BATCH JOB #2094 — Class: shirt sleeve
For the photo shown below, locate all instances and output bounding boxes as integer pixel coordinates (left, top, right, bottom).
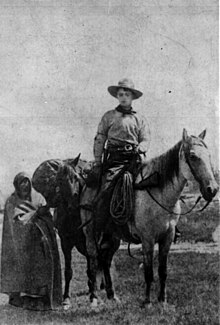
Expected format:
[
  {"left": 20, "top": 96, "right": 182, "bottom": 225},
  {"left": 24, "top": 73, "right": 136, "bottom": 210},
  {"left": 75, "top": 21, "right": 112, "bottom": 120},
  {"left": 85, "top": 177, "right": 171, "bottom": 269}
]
[
  {"left": 138, "top": 116, "right": 151, "bottom": 154},
  {"left": 93, "top": 113, "right": 109, "bottom": 163}
]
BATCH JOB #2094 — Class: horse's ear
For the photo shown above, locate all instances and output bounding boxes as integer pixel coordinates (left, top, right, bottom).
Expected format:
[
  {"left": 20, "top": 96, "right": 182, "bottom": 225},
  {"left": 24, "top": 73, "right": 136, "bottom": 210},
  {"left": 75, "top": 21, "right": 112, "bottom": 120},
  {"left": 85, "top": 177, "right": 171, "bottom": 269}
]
[
  {"left": 198, "top": 129, "right": 206, "bottom": 140},
  {"left": 73, "top": 153, "right": 81, "bottom": 166},
  {"left": 182, "top": 128, "right": 188, "bottom": 142}
]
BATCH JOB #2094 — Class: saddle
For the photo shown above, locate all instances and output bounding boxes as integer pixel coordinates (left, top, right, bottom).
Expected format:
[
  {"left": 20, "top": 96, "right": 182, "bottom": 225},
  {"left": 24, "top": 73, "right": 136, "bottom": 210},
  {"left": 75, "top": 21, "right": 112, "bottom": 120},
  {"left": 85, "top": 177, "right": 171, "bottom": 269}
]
[
  {"left": 105, "top": 170, "right": 159, "bottom": 244},
  {"left": 82, "top": 151, "right": 160, "bottom": 245}
]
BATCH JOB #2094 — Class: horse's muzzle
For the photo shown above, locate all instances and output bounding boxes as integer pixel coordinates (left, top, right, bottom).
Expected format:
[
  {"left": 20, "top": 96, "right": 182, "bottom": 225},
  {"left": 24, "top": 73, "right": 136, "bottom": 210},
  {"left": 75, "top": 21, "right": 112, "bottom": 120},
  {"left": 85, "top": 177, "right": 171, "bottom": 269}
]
[{"left": 201, "top": 180, "right": 219, "bottom": 201}]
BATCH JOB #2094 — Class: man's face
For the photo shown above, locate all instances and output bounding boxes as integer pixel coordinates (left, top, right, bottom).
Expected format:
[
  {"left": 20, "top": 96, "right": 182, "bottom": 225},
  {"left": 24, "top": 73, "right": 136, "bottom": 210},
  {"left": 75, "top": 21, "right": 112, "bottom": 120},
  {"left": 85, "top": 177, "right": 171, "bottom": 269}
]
[
  {"left": 19, "top": 178, "right": 31, "bottom": 197},
  {"left": 117, "top": 88, "right": 133, "bottom": 109}
]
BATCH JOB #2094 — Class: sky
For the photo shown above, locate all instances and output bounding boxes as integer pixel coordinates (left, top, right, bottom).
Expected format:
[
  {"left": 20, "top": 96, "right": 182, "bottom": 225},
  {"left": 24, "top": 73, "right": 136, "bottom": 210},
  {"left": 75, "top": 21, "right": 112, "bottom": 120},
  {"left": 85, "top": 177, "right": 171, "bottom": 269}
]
[{"left": 0, "top": 0, "right": 218, "bottom": 196}]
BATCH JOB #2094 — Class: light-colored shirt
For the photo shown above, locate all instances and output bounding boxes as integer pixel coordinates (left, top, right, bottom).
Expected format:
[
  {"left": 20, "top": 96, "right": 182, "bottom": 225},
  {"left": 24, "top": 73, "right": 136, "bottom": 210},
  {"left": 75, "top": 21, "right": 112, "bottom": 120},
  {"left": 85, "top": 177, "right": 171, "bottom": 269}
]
[{"left": 94, "top": 108, "right": 151, "bottom": 163}]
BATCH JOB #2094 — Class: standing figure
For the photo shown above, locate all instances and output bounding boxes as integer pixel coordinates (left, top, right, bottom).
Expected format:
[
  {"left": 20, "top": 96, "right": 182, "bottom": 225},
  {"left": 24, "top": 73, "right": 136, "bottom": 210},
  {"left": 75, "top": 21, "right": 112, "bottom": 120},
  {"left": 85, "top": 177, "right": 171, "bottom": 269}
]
[{"left": 0, "top": 172, "right": 62, "bottom": 311}]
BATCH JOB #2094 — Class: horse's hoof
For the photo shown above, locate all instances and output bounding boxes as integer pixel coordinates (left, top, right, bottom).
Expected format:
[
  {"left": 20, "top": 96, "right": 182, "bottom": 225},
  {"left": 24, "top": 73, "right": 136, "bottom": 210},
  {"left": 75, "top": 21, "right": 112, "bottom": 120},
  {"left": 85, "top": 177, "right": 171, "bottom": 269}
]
[
  {"left": 159, "top": 301, "right": 167, "bottom": 309},
  {"left": 139, "top": 263, "right": 144, "bottom": 270},
  {"left": 91, "top": 298, "right": 98, "bottom": 309},
  {"left": 113, "top": 295, "right": 121, "bottom": 304},
  {"left": 146, "top": 302, "right": 153, "bottom": 310},
  {"left": 140, "top": 300, "right": 152, "bottom": 309},
  {"left": 160, "top": 302, "right": 175, "bottom": 312},
  {"left": 158, "top": 298, "right": 165, "bottom": 303},
  {"left": 62, "top": 298, "right": 72, "bottom": 311}
]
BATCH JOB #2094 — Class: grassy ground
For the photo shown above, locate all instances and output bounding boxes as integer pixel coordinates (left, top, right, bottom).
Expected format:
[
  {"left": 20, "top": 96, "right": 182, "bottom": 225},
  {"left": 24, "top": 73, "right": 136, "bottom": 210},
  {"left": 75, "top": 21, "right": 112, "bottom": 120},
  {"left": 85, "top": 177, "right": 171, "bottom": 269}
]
[
  {"left": 0, "top": 200, "right": 219, "bottom": 324},
  {"left": 0, "top": 249, "right": 218, "bottom": 325},
  {"left": 178, "top": 198, "right": 219, "bottom": 243}
]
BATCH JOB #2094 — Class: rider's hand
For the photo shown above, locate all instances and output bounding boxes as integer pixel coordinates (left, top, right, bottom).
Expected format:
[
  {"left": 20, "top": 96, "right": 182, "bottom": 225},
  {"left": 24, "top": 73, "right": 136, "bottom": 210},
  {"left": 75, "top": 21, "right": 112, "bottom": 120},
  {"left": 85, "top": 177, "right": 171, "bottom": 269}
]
[
  {"left": 93, "top": 164, "right": 102, "bottom": 179},
  {"left": 85, "top": 162, "right": 102, "bottom": 187}
]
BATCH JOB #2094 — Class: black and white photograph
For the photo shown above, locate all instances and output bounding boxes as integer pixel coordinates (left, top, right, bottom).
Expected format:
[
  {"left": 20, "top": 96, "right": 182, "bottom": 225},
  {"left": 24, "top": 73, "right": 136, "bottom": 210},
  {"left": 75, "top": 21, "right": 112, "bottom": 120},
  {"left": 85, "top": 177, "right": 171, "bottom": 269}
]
[{"left": 0, "top": 1, "right": 219, "bottom": 324}]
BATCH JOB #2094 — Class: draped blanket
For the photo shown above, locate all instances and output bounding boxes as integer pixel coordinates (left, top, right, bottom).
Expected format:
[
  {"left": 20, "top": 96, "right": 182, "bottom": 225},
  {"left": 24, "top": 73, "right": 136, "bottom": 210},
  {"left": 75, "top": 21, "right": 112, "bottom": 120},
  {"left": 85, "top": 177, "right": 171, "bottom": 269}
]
[{"left": 1, "top": 199, "right": 62, "bottom": 310}]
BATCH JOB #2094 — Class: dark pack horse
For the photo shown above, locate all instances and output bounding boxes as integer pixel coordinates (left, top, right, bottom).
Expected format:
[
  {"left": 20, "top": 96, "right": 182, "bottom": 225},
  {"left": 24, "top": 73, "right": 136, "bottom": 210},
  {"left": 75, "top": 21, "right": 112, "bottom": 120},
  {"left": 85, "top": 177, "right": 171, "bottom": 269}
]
[
  {"left": 53, "top": 157, "right": 120, "bottom": 309},
  {"left": 79, "top": 129, "right": 219, "bottom": 307}
]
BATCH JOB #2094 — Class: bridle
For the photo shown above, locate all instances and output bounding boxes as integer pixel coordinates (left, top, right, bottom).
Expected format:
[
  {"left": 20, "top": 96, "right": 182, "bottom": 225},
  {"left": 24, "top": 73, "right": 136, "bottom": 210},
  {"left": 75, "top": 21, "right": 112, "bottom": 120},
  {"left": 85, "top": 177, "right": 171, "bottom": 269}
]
[
  {"left": 57, "top": 164, "right": 84, "bottom": 210},
  {"left": 142, "top": 143, "right": 212, "bottom": 215},
  {"left": 145, "top": 186, "right": 210, "bottom": 215}
]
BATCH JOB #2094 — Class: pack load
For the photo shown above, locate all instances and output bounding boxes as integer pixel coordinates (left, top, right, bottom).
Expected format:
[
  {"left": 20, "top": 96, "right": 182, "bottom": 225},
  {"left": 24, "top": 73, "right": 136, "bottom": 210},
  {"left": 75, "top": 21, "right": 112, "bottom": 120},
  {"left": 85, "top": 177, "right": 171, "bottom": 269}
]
[{"left": 32, "top": 159, "right": 64, "bottom": 202}]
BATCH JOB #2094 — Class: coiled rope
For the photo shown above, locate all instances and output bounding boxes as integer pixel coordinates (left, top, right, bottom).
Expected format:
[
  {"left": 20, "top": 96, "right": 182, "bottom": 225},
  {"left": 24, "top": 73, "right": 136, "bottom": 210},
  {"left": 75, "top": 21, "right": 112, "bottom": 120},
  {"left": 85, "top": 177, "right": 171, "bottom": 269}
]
[{"left": 110, "top": 171, "right": 134, "bottom": 226}]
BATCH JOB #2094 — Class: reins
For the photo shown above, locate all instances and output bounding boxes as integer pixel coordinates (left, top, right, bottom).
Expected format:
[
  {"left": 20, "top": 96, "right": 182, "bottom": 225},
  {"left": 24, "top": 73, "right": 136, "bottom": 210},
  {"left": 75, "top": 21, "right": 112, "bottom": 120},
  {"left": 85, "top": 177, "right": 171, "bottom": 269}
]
[
  {"left": 128, "top": 242, "right": 143, "bottom": 263},
  {"left": 145, "top": 188, "right": 206, "bottom": 215},
  {"left": 138, "top": 154, "right": 212, "bottom": 215},
  {"left": 127, "top": 242, "right": 159, "bottom": 264}
]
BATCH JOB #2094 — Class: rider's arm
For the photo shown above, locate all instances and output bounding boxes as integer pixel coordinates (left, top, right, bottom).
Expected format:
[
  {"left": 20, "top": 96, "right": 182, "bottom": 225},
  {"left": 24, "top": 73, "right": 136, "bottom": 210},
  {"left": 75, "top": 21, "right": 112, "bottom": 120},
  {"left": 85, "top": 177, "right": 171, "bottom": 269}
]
[
  {"left": 138, "top": 116, "right": 151, "bottom": 154},
  {"left": 93, "top": 113, "right": 109, "bottom": 165}
]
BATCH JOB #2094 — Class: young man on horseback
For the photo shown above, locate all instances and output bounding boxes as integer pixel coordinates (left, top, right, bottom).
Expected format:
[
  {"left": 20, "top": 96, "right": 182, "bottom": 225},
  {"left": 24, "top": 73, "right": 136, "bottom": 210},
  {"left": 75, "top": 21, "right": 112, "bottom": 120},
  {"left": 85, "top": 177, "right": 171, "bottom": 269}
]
[
  {"left": 92, "top": 78, "right": 150, "bottom": 189},
  {"left": 82, "top": 78, "right": 151, "bottom": 242},
  {"left": 83, "top": 78, "right": 181, "bottom": 241}
]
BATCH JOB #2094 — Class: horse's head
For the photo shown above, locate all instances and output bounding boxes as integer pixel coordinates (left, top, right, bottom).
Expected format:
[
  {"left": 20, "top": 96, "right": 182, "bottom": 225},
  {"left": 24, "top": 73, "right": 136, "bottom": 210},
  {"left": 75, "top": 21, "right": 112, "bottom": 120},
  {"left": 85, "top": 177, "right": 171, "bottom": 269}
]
[
  {"left": 180, "top": 128, "right": 219, "bottom": 202},
  {"left": 57, "top": 154, "right": 84, "bottom": 209}
]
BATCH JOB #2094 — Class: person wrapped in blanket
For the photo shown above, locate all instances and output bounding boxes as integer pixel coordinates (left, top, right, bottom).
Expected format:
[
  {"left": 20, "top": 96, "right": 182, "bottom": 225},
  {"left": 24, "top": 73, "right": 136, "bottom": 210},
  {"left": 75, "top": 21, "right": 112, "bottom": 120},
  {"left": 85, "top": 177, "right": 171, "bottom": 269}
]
[{"left": 0, "top": 172, "right": 62, "bottom": 311}]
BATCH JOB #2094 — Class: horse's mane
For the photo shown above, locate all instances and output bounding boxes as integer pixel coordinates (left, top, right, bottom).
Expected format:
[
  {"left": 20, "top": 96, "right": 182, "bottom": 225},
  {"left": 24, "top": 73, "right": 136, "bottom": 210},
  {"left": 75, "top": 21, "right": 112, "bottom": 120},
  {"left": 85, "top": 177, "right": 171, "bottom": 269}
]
[
  {"left": 142, "top": 140, "right": 183, "bottom": 188},
  {"left": 64, "top": 158, "right": 89, "bottom": 174}
]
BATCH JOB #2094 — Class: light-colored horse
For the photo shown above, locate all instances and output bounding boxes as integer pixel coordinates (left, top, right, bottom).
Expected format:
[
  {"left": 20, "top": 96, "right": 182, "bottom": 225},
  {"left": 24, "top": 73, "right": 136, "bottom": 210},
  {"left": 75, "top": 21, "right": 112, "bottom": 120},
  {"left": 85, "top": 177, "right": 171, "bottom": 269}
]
[{"left": 81, "top": 128, "right": 219, "bottom": 307}]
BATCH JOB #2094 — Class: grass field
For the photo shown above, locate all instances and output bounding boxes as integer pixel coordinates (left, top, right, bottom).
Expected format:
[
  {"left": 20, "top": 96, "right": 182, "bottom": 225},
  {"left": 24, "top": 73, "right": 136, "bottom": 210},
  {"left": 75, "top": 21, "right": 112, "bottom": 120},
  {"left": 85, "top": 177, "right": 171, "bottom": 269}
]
[
  {"left": 0, "top": 199, "right": 219, "bottom": 325},
  {"left": 0, "top": 249, "right": 218, "bottom": 325},
  {"left": 178, "top": 197, "right": 219, "bottom": 243}
]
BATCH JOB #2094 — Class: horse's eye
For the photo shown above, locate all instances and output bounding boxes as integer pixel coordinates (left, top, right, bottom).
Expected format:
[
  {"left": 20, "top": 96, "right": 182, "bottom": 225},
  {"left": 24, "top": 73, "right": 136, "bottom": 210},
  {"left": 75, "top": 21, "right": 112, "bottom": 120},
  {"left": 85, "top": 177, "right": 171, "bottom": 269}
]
[{"left": 189, "top": 154, "right": 198, "bottom": 161}]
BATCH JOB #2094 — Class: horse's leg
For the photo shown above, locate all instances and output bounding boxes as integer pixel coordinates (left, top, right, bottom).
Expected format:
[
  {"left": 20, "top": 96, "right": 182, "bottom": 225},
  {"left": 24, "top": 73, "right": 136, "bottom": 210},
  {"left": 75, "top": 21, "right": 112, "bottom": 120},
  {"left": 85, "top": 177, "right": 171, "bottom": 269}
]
[
  {"left": 142, "top": 240, "right": 154, "bottom": 305},
  {"left": 103, "top": 260, "right": 114, "bottom": 299},
  {"left": 102, "top": 257, "right": 121, "bottom": 303},
  {"left": 83, "top": 221, "right": 99, "bottom": 307},
  {"left": 87, "top": 255, "right": 99, "bottom": 307},
  {"left": 86, "top": 256, "right": 93, "bottom": 294},
  {"left": 60, "top": 236, "right": 74, "bottom": 309},
  {"left": 158, "top": 233, "right": 173, "bottom": 304},
  {"left": 81, "top": 189, "right": 100, "bottom": 307},
  {"left": 101, "top": 237, "right": 120, "bottom": 302}
]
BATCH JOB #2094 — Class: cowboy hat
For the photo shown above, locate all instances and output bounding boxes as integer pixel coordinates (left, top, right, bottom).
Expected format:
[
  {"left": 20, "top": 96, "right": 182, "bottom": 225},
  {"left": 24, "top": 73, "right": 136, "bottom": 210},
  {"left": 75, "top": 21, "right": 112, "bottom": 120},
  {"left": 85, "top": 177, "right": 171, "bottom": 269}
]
[{"left": 108, "top": 78, "right": 143, "bottom": 100}]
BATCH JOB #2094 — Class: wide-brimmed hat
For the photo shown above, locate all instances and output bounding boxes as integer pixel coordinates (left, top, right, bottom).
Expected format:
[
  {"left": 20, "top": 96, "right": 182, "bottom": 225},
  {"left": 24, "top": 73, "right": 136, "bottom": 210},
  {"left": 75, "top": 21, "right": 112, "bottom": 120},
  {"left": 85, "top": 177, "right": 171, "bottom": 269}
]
[{"left": 108, "top": 78, "right": 143, "bottom": 100}]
